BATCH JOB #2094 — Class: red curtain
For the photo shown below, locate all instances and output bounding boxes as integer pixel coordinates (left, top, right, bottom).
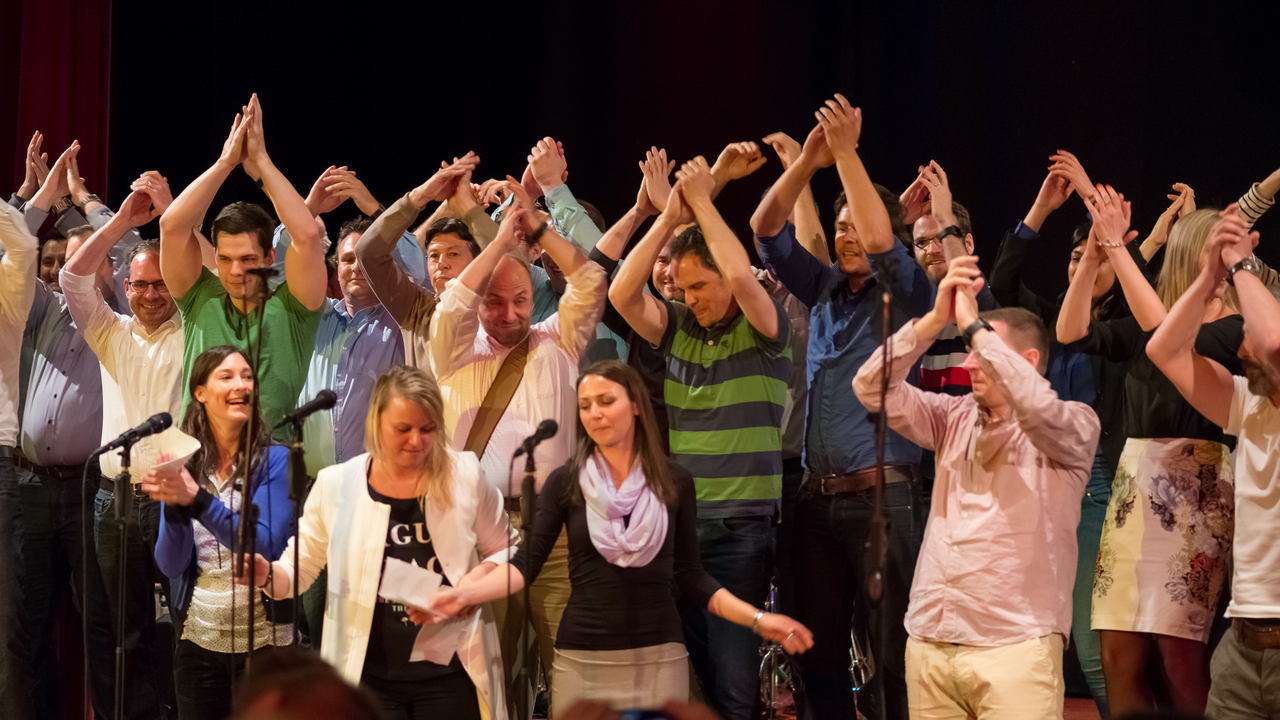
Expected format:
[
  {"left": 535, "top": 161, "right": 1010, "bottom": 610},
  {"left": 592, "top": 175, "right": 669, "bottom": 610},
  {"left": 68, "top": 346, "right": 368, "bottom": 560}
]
[{"left": 1, "top": 0, "right": 112, "bottom": 202}]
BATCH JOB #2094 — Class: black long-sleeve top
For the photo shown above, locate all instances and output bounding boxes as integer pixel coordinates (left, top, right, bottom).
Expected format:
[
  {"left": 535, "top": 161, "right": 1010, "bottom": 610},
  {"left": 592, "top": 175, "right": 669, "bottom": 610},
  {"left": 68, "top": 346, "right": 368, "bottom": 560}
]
[
  {"left": 511, "top": 458, "right": 722, "bottom": 651},
  {"left": 989, "top": 226, "right": 1150, "bottom": 474},
  {"left": 589, "top": 246, "right": 674, "bottom": 452},
  {"left": 1070, "top": 314, "right": 1243, "bottom": 447}
]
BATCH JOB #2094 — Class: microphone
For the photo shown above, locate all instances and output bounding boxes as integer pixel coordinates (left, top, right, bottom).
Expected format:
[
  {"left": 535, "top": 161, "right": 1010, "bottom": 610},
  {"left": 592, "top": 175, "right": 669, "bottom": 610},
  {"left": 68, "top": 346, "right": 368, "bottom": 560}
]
[
  {"left": 244, "top": 267, "right": 280, "bottom": 278},
  {"left": 513, "top": 420, "right": 558, "bottom": 458},
  {"left": 97, "top": 412, "right": 172, "bottom": 454},
  {"left": 274, "top": 389, "right": 337, "bottom": 429}
]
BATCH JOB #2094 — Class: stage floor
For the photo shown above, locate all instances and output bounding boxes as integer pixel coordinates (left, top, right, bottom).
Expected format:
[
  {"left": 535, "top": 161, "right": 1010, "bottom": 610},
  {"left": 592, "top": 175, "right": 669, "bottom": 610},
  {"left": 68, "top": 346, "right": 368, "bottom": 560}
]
[{"left": 1065, "top": 697, "right": 1102, "bottom": 720}]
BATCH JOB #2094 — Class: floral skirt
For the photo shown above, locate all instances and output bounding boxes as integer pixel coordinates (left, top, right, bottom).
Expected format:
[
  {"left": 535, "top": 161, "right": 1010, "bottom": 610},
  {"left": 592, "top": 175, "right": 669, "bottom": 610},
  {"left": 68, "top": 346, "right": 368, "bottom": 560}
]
[{"left": 1091, "top": 437, "right": 1234, "bottom": 643}]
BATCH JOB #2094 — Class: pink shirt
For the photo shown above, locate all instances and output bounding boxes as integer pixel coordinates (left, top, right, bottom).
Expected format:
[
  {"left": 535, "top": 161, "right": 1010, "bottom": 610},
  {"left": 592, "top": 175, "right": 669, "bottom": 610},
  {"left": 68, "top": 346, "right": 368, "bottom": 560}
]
[{"left": 854, "top": 320, "right": 1099, "bottom": 647}]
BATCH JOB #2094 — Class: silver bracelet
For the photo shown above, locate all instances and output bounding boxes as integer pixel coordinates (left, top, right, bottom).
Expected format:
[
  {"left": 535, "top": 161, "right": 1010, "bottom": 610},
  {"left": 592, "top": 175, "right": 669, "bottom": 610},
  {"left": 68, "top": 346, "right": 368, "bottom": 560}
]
[{"left": 751, "top": 610, "right": 765, "bottom": 634}]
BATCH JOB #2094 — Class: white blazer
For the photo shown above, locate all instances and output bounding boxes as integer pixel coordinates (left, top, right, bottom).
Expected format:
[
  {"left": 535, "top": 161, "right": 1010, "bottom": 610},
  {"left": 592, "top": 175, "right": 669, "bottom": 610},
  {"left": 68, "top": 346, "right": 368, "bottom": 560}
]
[{"left": 275, "top": 450, "right": 518, "bottom": 718}]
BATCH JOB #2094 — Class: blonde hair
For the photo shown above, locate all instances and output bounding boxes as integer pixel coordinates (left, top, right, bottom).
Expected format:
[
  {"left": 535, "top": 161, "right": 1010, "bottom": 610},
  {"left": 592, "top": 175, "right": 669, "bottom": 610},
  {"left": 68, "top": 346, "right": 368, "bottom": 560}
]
[
  {"left": 1156, "top": 208, "right": 1239, "bottom": 311},
  {"left": 365, "top": 365, "right": 454, "bottom": 510}
]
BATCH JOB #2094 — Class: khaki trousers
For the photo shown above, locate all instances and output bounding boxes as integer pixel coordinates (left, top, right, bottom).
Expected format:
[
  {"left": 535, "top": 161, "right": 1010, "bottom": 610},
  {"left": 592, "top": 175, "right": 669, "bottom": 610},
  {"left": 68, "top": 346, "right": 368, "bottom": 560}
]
[
  {"left": 491, "top": 509, "right": 570, "bottom": 720},
  {"left": 905, "top": 635, "right": 1065, "bottom": 720}
]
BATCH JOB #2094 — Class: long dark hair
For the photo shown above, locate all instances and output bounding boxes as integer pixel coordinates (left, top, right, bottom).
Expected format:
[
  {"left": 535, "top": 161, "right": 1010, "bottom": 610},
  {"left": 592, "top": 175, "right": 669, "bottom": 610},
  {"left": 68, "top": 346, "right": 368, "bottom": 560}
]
[
  {"left": 182, "top": 345, "right": 271, "bottom": 486},
  {"left": 567, "top": 361, "right": 675, "bottom": 507}
]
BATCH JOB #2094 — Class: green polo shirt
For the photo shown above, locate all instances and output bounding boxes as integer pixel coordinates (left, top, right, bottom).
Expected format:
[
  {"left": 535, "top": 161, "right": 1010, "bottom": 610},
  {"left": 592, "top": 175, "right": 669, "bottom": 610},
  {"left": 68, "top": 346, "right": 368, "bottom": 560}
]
[
  {"left": 177, "top": 267, "right": 323, "bottom": 438},
  {"left": 661, "top": 299, "right": 791, "bottom": 518}
]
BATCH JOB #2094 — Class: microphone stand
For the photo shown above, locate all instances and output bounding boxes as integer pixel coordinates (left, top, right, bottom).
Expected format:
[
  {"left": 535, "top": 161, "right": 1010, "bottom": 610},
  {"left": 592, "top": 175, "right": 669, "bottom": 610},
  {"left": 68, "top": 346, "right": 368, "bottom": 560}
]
[
  {"left": 233, "top": 270, "right": 272, "bottom": 678},
  {"left": 863, "top": 256, "right": 895, "bottom": 720},
  {"left": 519, "top": 451, "right": 538, "bottom": 702},
  {"left": 107, "top": 440, "right": 136, "bottom": 720},
  {"left": 282, "top": 416, "right": 307, "bottom": 643}
]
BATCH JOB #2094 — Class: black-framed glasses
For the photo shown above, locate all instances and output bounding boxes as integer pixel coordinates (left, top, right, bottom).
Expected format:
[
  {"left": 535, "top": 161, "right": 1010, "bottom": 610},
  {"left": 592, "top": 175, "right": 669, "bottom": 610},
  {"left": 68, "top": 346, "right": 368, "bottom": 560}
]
[
  {"left": 128, "top": 280, "right": 169, "bottom": 294},
  {"left": 913, "top": 236, "right": 943, "bottom": 250}
]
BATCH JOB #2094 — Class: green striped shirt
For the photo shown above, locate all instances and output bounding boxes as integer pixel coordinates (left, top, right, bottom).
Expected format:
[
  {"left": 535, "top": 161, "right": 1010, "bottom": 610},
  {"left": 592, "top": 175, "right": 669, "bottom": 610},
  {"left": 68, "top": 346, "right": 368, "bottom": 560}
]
[{"left": 661, "top": 299, "right": 791, "bottom": 518}]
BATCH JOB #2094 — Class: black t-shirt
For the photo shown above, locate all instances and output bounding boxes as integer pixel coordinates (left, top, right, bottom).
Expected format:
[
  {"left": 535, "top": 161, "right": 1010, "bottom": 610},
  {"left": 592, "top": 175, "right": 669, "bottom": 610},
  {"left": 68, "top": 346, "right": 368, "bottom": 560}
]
[
  {"left": 362, "top": 478, "right": 465, "bottom": 682},
  {"left": 1072, "top": 314, "right": 1245, "bottom": 447},
  {"left": 511, "top": 458, "right": 722, "bottom": 651},
  {"left": 591, "top": 246, "right": 677, "bottom": 453}
]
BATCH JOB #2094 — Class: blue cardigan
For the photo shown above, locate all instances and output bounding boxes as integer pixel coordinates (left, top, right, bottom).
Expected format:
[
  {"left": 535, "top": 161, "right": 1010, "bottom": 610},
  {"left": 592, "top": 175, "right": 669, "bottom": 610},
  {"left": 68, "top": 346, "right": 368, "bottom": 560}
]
[{"left": 156, "top": 444, "right": 294, "bottom": 612}]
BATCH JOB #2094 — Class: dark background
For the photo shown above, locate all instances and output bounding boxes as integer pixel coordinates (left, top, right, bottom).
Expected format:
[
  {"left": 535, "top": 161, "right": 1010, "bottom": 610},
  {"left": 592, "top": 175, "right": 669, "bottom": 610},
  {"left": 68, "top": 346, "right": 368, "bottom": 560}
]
[{"left": 94, "top": 0, "right": 1280, "bottom": 299}]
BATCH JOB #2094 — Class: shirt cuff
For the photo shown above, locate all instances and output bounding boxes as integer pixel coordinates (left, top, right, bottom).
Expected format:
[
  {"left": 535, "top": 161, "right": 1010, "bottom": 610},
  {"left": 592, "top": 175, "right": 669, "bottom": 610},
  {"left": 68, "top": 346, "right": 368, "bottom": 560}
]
[
  {"left": 57, "top": 269, "right": 96, "bottom": 294},
  {"left": 543, "top": 183, "right": 575, "bottom": 211},
  {"left": 1013, "top": 222, "right": 1040, "bottom": 241}
]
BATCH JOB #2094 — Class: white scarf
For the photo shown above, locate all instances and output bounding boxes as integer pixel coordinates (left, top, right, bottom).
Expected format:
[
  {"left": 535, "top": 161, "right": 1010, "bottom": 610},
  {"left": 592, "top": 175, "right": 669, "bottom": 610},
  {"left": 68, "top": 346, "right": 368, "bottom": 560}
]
[{"left": 580, "top": 452, "right": 668, "bottom": 568}]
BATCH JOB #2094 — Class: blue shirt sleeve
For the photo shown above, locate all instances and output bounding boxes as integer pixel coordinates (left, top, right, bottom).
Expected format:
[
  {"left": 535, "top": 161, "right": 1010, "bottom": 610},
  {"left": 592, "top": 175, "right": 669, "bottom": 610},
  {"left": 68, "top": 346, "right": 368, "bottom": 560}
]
[
  {"left": 757, "top": 222, "right": 836, "bottom": 308},
  {"left": 1013, "top": 221, "right": 1040, "bottom": 241}
]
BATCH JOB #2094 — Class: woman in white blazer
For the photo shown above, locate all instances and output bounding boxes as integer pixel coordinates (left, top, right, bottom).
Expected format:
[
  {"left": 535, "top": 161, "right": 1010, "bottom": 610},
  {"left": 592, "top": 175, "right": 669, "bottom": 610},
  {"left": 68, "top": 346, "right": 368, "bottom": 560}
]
[{"left": 242, "top": 365, "right": 518, "bottom": 720}]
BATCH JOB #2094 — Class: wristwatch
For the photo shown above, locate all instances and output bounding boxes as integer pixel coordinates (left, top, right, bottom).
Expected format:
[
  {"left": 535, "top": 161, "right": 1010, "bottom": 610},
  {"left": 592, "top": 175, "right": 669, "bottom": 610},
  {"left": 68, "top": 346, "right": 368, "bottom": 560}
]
[
  {"left": 961, "top": 318, "right": 994, "bottom": 347},
  {"left": 77, "top": 193, "right": 102, "bottom": 209},
  {"left": 1227, "top": 257, "right": 1260, "bottom": 286},
  {"left": 936, "top": 225, "right": 963, "bottom": 242}
]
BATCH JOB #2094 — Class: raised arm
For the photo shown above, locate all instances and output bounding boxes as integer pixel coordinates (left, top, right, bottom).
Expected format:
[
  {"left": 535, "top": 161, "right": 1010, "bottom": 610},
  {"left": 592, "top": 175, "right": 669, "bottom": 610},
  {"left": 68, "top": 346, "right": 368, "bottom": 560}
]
[
  {"left": 0, "top": 203, "right": 39, "bottom": 325},
  {"left": 239, "top": 94, "right": 324, "bottom": 310},
  {"left": 1139, "top": 184, "right": 1193, "bottom": 261},
  {"left": 1057, "top": 223, "right": 1105, "bottom": 344},
  {"left": 818, "top": 95, "right": 895, "bottom": 254},
  {"left": 709, "top": 141, "right": 767, "bottom": 199},
  {"left": 14, "top": 131, "right": 47, "bottom": 203},
  {"left": 751, "top": 126, "right": 833, "bottom": 241},
  {"left": 1091, "top": 184, "right": 1165, "bottom": 330},
  {"left": 160, "top": 109, "right": 249, "bottom": 299},
  {"left": 678, "top": 157, "right": 780, "bottom": 339},
  {"left": 609, "top": 186, "right": 687, "bottom": 346},
  {"left": 1148, "top": 206, "right": 1257, "bottom": 429},
  {"left": 762, "top": 131, "right": 831, "bottom": 264},
  {"left": 1240, "top": 166, "right": 1280, "bottom": 228}
]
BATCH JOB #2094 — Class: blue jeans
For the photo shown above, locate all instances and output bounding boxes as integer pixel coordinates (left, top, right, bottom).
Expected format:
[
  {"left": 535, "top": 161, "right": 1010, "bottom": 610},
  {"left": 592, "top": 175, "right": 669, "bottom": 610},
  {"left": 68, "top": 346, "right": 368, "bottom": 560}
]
[
  {"left": 95, "top": 484, "right": 167, "bottom": 720},
  {"left": 792, "top": 471, "right": 924, "bottom": 720},
  {"left": 681, "top": 514, "right": 774, "bottom": 720},
  {"left": 0, "top": 454, "right": 34, "bottom": 720},
  {"left": 1073, "top": 456, "right": 1112, "bottom": 717},
  {"left": 18, "top": 464, "right": 115, "bottom": 720}
]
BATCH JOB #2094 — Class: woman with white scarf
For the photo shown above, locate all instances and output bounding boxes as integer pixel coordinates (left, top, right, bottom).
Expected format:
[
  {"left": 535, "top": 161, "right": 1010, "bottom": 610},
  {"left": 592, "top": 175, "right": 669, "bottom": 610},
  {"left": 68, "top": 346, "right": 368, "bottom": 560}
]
[{"left": 420, "top": 361, "right": 812, "bottom": 714}]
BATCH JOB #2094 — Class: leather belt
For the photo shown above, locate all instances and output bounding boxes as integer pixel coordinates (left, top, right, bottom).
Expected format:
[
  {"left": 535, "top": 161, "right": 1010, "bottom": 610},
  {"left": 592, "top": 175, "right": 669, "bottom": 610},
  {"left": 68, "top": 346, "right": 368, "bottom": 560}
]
[
  {"left": 1234, "top": 618, "right": 1280, "bottom": 651},
  {"left": 99, "top": 476, "right": 149, "bottom": 498},
  {"left": 504, "top": 497, "right": 523, "bottom": 513},
  {"left": 14, "top": 453, "right": 93, "bottom": 481},
  {"left": 0, "top": 446, "right": 12, "bottom": 459},
  {"left": 802, "top": 465, "right": 913, "bottom": 495}
]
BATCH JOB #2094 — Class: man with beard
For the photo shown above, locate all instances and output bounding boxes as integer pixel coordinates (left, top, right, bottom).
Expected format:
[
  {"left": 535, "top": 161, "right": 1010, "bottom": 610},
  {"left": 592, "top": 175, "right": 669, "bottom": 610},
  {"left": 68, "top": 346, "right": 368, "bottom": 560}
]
[
  {"left": 902, "top": 161, "right": 999, "bottom": 397},
  {"left": 355, "top": 154, "right": 482, "bottom": 374},
  {"left": 429, "top": 182, "right": 604, "bottom": 718},
  {"left": 751, "top": 97, "right": 934, "bottom": 720},
  {"left": 61, "top": 177, "right": 184, "bottom": 720},
  {"left": 159, "top": 94, "right": 326, "bottom": 434},
  {"left": 1148, "top": 205, "right": 1280, "bottom": 719},
  {"left": 855, "top": 257, "right": 1098, "bottom": 720}
]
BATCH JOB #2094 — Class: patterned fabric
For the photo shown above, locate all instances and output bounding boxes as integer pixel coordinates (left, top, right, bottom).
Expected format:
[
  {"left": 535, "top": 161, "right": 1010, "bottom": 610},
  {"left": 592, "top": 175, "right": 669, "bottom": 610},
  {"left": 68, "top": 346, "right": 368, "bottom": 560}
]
[
  {"left": 1092, "top": 437, "right": 1234, "bottom": 642},
  {"left": 661, "top": 300, "right": 791, "bottom": 518},
  {"left": 184, "top": 470, "right": 292, "bottom": 652}
]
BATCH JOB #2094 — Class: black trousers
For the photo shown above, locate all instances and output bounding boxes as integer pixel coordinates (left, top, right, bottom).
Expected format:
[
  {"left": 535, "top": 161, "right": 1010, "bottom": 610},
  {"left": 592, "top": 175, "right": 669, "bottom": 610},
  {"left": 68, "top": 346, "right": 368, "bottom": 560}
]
[
  {"left": 18, "top": 463, "right": 115, "bottom": 720},
  {"left": 362, "top": 671, "right": 482, "bottom": 720}
]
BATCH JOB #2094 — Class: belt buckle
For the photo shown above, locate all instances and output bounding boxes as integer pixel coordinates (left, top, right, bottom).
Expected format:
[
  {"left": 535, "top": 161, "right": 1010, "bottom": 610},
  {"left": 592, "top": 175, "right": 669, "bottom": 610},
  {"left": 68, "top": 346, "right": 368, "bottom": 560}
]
[{"left": 819, "top": 474, "right": 841, "bottom": 494}]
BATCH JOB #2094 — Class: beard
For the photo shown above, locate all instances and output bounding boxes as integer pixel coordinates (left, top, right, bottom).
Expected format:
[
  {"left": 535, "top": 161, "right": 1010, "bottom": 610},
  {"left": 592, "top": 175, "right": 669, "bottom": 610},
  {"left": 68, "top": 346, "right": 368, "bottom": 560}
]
[
  {"left": 485, "top": 318, "right": 532, "bottom": 349},
  {"left": 1245, "top": 357, "right": 1280, "bottom": 399}
]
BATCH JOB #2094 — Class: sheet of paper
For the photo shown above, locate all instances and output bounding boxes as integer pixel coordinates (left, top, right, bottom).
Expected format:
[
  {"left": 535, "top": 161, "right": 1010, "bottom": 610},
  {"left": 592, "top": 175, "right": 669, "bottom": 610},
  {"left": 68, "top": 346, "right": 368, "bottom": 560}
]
[
  {"left": 377, "top": 558, "right": 468, "bottom": 665},
  {"left": 145, "top": 429, "right": 201, "bottom": 479}
]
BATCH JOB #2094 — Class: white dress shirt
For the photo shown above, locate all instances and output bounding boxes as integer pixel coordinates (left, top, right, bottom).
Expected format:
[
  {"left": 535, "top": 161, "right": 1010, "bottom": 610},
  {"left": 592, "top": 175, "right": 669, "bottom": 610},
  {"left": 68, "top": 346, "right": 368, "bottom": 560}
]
[
  {"left": 60, "top": 267, "right": 185, "bottom": 479},
  {"left": 430, "top": 262, "right": 606, "bottom": 496},
  {"left": 0, "top": 205, "right": 38, "bottom": 447}
]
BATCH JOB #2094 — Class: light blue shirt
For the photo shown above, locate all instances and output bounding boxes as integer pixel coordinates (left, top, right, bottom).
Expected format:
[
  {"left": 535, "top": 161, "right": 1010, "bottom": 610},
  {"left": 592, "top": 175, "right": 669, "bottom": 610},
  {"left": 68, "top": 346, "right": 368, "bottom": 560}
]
[
  {"left": 298, "top": 298, "right": 404, "bottom": 477},
  {"left": 271, "top": 223, "right": 429, "bottom": 291}
]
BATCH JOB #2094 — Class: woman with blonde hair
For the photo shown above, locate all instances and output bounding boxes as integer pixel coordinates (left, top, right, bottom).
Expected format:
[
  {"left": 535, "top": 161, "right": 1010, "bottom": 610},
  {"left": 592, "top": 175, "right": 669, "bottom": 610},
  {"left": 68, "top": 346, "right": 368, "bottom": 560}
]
[
  {"left": 420, "top": 361, "right": 813, "bottom": 715},
  {"left": 241, "top": 365, "right": 518, "bottom": 720},
  {"left": 1058, "top": 187, "right": 1243, "bottom": 716}
]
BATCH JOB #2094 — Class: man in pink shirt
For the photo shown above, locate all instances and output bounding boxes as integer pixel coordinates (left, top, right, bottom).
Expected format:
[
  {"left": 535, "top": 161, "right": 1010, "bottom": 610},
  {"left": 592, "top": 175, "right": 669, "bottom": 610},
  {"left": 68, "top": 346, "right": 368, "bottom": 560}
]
[{"left": 854, "top": 255, "right": 1099, "bottom": 719}]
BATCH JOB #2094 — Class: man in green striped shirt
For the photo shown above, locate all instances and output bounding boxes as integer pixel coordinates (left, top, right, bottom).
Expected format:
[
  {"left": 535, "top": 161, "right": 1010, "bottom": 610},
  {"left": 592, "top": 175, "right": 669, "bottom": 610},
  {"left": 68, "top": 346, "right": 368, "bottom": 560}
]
[{"left": 609, "top": 155, "right": 791, "bottom": 720}]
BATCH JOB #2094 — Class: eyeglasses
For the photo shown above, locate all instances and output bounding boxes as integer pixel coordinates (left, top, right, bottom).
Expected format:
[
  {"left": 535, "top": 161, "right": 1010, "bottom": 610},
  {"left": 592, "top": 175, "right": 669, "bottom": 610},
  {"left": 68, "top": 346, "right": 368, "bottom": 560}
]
[
  {"left": 913, "top": 236, "right": 943, "bottom": 250},
  {"left": 128, "top": 280, "right": 169, "bottom": 294}
]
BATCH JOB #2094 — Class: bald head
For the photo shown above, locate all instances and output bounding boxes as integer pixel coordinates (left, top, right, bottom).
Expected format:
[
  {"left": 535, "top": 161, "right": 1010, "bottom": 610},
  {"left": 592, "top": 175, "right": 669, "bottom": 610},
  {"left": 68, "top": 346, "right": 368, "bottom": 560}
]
[{"left": 482, "top": 253, "right": 534, "bottom": 348}]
